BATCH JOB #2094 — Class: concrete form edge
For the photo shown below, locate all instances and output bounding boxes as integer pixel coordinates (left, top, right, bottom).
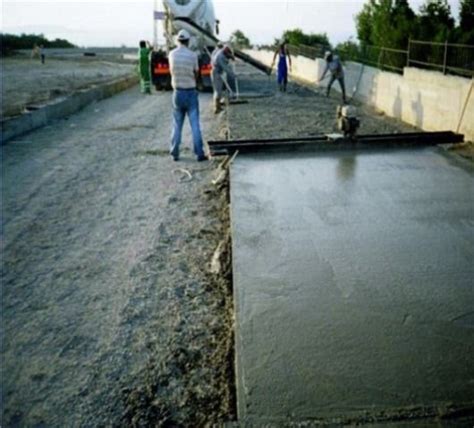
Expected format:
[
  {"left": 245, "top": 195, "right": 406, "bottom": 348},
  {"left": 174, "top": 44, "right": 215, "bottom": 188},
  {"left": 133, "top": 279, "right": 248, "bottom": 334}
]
[
  {"left": 1, "top": 74, "right": 139, "bottom": 144},
  {"left": 228, "top": 167, "right": 247, "bottom": 422}
]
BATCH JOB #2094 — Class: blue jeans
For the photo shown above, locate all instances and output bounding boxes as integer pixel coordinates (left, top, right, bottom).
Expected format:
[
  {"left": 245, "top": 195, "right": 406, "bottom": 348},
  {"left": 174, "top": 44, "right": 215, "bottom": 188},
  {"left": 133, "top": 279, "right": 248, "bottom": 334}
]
[{"left": 170, "top": 89, "right": 205, "bottom": 159}]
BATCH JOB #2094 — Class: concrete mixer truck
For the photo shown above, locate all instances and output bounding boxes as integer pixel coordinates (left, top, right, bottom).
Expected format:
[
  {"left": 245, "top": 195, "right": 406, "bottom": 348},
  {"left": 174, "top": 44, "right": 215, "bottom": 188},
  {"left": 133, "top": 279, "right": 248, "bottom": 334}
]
[
  {"left": 151, "top": 0, "right": 218, "bottom": 90},
  {"left": 151, "top": 0, "right": 271, "bottom": 91}
]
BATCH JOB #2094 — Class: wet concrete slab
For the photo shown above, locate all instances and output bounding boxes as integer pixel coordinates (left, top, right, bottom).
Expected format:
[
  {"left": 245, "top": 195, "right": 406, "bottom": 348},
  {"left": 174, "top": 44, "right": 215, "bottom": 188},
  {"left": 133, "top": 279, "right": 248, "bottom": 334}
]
[{"left": 230, "top": 147, "right": 474, "bottom": 425}]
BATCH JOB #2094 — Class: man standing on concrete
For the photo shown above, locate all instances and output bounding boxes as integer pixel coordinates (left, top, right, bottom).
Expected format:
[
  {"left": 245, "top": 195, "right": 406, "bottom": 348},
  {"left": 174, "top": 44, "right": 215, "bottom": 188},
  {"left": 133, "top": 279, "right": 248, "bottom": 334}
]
[
  {"left": 169, "top": 29, "right": 207, "bottom": 162},
  {"left": 211, "top": 45, "right": 236, "bottom": 114},
  {"left": 318, "top": 51, "right": 347, "bottom": 104}
]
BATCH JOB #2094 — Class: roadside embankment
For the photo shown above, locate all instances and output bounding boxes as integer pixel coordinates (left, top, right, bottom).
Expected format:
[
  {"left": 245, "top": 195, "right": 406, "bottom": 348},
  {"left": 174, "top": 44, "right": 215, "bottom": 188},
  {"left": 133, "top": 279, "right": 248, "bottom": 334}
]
[
  {"left": 1, "top": 74, "right": 138, "bottom": 144},
  {"left": 245, "top": 49, "right": 474, "bottom": 142},
  {"left": 1, "top": 55, "right": 138, "bottom": 144},
  {"left": 1, "top": 56, "right": 136, "bottom": 118}
]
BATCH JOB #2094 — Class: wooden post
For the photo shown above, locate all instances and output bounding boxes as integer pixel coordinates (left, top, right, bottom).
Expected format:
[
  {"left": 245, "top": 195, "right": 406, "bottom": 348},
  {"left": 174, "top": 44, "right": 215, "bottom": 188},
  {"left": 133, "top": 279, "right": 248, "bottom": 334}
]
[{"left": 153, "top": 0, "right": 158, "bottom": 49}]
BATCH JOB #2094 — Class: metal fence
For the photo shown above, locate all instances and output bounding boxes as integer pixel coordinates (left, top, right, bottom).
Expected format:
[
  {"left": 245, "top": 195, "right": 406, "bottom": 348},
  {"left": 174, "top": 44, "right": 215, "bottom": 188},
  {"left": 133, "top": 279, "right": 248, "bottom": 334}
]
[
  {"left": 288, "top": 40, "right": 473, "bottom": 77},
  {"left": 340, "top": 45, "right": 408, "bottom": 73},
  {"left": 287, "top": 43, "right": 326, "bottom": 60},
  {"left": 408, "top": 39, "right": 474, "bottom": 77}
]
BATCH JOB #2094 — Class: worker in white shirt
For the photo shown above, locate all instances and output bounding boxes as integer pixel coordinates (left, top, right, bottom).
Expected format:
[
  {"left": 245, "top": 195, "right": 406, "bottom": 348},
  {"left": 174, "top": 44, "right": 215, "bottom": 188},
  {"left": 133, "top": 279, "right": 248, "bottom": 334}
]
[{"left": 168, "top": 29, "right": 208, "bottom": 162}]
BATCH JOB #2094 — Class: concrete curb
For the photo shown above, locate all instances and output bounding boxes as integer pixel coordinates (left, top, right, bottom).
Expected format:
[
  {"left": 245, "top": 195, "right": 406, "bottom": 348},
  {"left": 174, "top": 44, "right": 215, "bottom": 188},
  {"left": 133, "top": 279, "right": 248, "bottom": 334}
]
[{"left": 1, "top": 74, "right": 139, "bottom": 144}]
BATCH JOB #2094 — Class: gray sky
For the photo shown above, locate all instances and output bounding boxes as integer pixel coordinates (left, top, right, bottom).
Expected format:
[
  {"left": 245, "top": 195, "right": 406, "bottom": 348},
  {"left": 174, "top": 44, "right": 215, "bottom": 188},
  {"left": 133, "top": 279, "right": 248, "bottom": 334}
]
[{"left": 2, "top": 0, "right": 461, "bottom": 48}]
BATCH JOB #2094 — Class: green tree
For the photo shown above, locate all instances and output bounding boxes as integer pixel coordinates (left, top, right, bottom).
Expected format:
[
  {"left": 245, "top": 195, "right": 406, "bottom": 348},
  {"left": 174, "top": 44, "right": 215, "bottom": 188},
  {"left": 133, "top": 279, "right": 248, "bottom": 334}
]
[
  {"left": 0, "top": 32, "right": 75, "bottom": 55},
  {"left": 455, "top": 0, "right": 474, "bottom": 44},
  {"left": 391, "top": 0, "right": 416, "bottom": 47},
  {"left": 416, "top": 0, "right": 455, "bottom": 42},
  {"left": 355, "top": 0, "right": 416, "bottom": 48},
  {"left": 281, "top": 28, "right": 330, "bottom": 48},
  {"left": 356, "top": 1, "right": 375, "bottom": 45},
  {"left": 229, "top": 30, "right": 251, "bottom": 49},
  {"left": 335, "top": 39, "right": 361, "bottom": 62},
  {"left": 460, "top": 0, "right": 474, "bottom": 30},
  {"left": 371, "top": 0, "right": 394, "bottom": 47}
]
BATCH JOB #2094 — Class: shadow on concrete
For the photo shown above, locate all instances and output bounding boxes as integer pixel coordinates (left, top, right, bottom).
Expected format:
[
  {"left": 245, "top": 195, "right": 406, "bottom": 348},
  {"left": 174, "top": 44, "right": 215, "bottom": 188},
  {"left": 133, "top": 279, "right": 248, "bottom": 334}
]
[
  {"left": 411, "top": 92, "right": 424, "bottom": 129},
  {"left": 392, "top": 87, "right": 402, "bottom": 120},
  {"left": 336, "top": 154, "right": 357, "bottom": 182}
]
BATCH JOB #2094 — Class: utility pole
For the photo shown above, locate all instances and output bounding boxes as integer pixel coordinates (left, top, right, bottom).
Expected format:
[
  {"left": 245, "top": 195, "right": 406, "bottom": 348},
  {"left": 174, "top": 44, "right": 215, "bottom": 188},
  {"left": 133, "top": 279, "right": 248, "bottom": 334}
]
[{"left": 153, "top": 0, "right": 158, "bottom": 49}]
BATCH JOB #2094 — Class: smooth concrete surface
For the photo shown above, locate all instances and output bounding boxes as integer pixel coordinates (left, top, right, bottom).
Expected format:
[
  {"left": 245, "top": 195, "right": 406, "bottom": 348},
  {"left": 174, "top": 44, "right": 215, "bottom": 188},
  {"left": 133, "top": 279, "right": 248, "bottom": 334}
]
[
  {"left": 230, "top": 148, "right": 474, "bottom": 424},
  {"left": 1, "top": 74, "right": 138, "bottom": 144},
  {"left": 245, "top": 50, "right": 474, "bottom": 142}
]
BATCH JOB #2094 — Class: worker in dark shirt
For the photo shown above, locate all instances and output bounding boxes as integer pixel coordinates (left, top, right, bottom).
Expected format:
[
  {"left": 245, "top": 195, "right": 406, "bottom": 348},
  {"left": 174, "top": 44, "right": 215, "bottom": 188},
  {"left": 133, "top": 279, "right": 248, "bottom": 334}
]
[
  {"left": 211, "top": 45, "right": 235, "bottom": 114},
  {"left": 319, "top": 51, "right": 347, "bottom": 103}
]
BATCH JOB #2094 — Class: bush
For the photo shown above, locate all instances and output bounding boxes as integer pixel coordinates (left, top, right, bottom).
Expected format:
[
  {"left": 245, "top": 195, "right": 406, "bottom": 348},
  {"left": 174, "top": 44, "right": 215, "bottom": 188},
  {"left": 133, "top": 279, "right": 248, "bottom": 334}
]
[{"left": 0, "top": 33, "right": 75, "bottom": 55}]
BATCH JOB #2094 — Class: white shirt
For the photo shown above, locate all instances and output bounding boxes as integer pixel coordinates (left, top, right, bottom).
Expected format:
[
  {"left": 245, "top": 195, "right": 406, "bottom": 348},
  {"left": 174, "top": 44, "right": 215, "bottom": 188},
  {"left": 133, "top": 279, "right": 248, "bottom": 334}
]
[{"left": 169, "top": 45, "right": 199, "bottom": 89}]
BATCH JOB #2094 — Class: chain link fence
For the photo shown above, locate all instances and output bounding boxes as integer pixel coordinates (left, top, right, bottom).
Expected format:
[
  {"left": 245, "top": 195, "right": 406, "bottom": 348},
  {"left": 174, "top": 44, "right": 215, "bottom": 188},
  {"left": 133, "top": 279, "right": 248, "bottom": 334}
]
[{"left": 286, "top": 40, "right": 473, "bottom": 77}]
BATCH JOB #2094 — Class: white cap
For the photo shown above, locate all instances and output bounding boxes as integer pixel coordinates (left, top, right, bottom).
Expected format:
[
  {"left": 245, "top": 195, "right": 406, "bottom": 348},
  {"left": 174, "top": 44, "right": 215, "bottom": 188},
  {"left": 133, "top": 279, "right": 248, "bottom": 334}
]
[
  {"left": 324, "top": 50, "right": 332, "bottom": 60},
  {"left": 177, "top": 29, "right": 191, "bottom": 42}
]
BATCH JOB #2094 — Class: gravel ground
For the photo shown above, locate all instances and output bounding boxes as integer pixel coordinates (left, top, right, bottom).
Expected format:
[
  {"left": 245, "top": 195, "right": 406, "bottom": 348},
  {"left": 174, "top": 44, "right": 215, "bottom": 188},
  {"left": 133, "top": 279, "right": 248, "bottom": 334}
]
[
  {"left": 227, "top": 63, "right": 418, "bottom": 141},
  {"left": 2, "top": 86, "right": 234, "bottom": 427},
  {"left": 0, "top": 56, "right": 135, "bottom": 118}
]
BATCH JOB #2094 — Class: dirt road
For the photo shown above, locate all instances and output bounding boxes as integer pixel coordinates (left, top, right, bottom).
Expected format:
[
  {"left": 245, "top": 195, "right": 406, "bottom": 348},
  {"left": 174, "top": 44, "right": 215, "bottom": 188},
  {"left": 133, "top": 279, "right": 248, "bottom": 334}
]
[{"left": 2, "top": 86, "right": 234, "bottom": 426}]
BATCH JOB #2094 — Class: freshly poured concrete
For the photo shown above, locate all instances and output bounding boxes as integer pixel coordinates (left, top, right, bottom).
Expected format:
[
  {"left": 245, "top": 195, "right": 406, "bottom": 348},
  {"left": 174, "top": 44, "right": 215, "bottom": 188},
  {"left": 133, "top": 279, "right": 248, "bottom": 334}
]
[{"left": 230, "top": 148, "right": 474, "bottom": 424}]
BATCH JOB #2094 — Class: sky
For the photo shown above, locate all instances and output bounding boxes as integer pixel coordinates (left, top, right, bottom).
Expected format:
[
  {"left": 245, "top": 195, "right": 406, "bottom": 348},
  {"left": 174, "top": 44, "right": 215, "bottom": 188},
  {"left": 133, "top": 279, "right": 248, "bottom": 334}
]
[{"left": 2, "top": 0, "right": 461, "bottom": 48}]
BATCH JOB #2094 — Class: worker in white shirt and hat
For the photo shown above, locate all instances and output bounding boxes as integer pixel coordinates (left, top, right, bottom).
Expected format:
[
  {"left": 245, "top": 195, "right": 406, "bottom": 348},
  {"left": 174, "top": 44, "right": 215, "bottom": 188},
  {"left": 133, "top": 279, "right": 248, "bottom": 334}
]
[{"left": 168, "top": 29, "right": 208, "bottom": 161}]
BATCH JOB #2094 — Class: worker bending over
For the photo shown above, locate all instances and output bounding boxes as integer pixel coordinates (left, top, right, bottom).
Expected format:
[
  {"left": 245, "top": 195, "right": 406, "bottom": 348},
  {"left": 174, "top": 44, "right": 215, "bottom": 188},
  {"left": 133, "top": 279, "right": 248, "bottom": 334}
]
[
  {"left": 211, "top": 45, "right": 236, "bottom": 114},
  {"left": 211, "top": 42, "right": 224, "bottom": 62},
  {"left": 318, "top": 51, "right": 347, "bottom": 104}
]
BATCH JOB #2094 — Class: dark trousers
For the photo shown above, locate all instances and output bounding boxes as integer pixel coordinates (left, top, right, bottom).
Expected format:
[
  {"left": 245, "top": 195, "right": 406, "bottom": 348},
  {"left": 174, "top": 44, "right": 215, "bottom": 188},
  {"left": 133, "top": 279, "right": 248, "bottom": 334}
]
[{"left": 327, "top": 74, "right": 346, "bottom": 102}]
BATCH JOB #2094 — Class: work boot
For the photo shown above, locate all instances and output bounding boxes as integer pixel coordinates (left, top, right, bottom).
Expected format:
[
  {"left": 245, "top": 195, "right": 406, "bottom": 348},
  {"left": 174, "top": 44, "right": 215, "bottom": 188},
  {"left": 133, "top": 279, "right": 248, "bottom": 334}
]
[
  {"left": 342, "top": 91, "right": 347, "bottom": 104},
  {"left": 214, "top": 99, "right": 222, "bottom": 114}
]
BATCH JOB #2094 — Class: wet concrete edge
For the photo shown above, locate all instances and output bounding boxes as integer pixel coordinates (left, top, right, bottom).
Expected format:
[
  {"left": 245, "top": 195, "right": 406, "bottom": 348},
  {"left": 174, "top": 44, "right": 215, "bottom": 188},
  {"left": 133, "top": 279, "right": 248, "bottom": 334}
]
[{"left": 228, "top": 148, "right": 474, "bottom": 426}]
